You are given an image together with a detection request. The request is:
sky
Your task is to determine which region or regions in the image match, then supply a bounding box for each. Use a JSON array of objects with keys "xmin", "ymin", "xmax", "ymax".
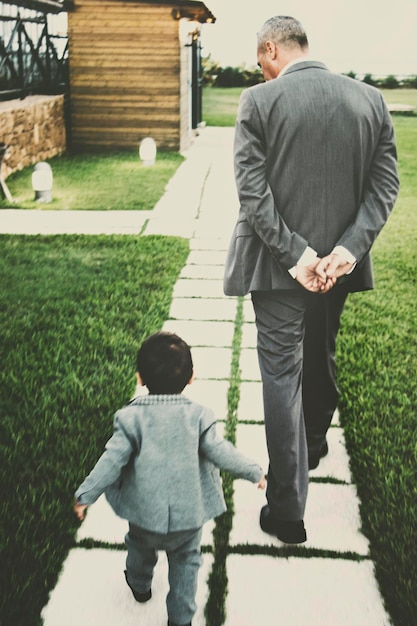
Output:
[{"xmin": 200, "ymin": 0, "xmax": 417, "ymax": 77}]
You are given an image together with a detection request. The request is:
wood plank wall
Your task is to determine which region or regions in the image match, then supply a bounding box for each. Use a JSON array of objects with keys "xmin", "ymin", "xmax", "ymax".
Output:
[{"xmin": 68, "ymin": 0, "xmax": 190, "ymax": 152}]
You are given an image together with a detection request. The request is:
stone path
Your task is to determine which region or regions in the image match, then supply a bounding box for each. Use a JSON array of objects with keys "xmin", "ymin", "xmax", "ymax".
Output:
[{"xmin": 1, "ymin": 127, "xmax": 391, "ymax": 625}]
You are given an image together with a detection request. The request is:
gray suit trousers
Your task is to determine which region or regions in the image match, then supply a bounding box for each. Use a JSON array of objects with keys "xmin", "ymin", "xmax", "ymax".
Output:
[
  {"xmin": 251, "ymin": 287, "xmax": 348, "ymax": 520},
  {"xmin": 125, "ymin": 524, "xmax": 203, "ymax": 624}
]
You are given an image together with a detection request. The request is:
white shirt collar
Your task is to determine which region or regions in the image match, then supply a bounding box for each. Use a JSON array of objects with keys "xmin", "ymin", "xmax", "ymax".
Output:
[{"xmin": 279, "ymin": 56, "xmax": 311, "ymax": 77}]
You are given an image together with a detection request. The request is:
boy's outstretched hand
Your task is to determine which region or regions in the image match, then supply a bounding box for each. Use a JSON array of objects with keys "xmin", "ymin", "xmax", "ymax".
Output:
[
  {"xmin": 258, "ymin": 475, "xmax": 266, "ymax": 490},
  {"xmin": 74, "ymin": 500, "xmax": 88, "ymax": 521}
]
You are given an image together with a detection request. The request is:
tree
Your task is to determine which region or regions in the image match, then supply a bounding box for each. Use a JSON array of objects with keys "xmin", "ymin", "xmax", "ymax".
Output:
[
  {"xmin": 215, "ymin": 66, "xmax": 245, "ymax": 87},
  {"xmin": 380, "ymin": 75, "xmax": 399, "ymax": 89},
  {"xmin": 213, "ymin": 65, "xmax": 263, "ymax": 88},
  {"xmin": 402, "ymin": 75, "xmax": 417, "ymax": 89},
  {"xmin": 201, "ymin": 55, "xmax": 221, "ymax": 87},
  {"xmin": 363, "ymin": 73, "xmax": 377, "ymax": 86},
  {"xmin": 244, "ymin": 66, "xmax": 263, "ymax": 86}
]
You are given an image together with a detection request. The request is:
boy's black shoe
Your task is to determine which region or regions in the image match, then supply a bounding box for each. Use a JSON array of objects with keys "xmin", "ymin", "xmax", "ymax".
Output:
[
  {"xmin": 168, "ymin": 622, "xmax": 191, "ymax": 626},
  {"xmin": 124, "ymin": 570, "xmax": 152, "ymax": 603},
  {"xmin": 260, "ymin": 505, "xmax": 307, "ymax": 544},
  {"xmin": 308, "ymin": 439, "xmax": 329, "ymax": 470}
]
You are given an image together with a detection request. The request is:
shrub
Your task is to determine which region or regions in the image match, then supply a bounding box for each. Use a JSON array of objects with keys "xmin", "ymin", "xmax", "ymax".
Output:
[
  {"xmin": 363, "ymin": 73, "xmax": 377, "ymax": 86},
  {"xmin": 380, "ymin": 74, "xmax": 400, "ymax": 89}
]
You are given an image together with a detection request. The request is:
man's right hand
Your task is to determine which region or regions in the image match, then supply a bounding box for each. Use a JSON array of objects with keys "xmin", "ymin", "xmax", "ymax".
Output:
[
  {"xmin": 295, "ymin": 260, "xmax": 337, "ymax": 293},
  {"xmin": 315, "ymin": 253, "xmax": 354, "ymax": 283}
]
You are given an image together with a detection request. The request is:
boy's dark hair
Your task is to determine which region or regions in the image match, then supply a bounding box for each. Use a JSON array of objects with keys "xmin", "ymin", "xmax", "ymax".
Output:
[{"xmin": 136, "ymin": 332, "xmax": 193, "ymax": 394}]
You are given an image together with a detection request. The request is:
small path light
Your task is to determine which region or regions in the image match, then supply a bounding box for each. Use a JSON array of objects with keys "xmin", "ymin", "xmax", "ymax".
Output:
[
  {"xmin": 139, "ymin": 137, "xmax": 157, "ymax": 166},
  {"xmin": 32, "ymin": 162, "xmax": 53, "ymax": 203}
]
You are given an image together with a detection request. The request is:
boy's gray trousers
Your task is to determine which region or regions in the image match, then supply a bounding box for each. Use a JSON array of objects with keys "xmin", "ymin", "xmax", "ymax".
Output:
[{"xmin": 125, "ymin": 523, "xmax": 203, "ymax": 624}]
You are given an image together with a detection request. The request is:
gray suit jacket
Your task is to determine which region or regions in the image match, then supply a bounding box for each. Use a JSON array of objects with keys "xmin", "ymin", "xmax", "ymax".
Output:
[
  {"xmin": 224, "ymin": 61, "xmax": 399, "ymax": 295},
  {"xmin": 75, "ymin": 394, "xmax": 263, "ymax": 534}
]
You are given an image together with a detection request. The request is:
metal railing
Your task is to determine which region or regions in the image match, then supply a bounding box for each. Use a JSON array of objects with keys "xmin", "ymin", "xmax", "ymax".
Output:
[{"xmin": 0, "ymin": 3, "xmax": 68, "ymax": 100}]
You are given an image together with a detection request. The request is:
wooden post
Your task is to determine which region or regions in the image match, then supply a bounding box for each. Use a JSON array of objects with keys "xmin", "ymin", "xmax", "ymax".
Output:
[{"xmin": 0, "ymin": 144, "xmax": 14, "ymax": 204}]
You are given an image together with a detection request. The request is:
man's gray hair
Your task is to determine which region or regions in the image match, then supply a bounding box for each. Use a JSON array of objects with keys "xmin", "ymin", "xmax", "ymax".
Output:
[{"xmin": 257, "ymin": 16, "xmax": 309, "ymax": 52}]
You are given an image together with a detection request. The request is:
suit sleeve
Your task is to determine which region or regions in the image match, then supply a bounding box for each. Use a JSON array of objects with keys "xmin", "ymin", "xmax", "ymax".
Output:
[
  {"xmin": 234, "ymin": 88, "xmax": 309, "ymax": 268},
  {"xmin": 199, "ymin": 422, "xmax": 263, "ymax": 483},
  {"xmin": 335, "ymin": 97, "xmax": 399, "ymax": 260},
  {"xmin": 74, "ymin": 412, "xmax": 135, "ymax": 505}
]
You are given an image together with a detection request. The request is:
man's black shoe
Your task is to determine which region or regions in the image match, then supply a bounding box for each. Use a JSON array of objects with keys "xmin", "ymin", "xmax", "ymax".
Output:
[
  {"xmin": 124, "ymin": 570, "xmax": 152, "ymax": 603},
  {"xmin": 168, "ymin": 622, "xmax": 192, "ymax": 626},
  {"xmin": 308, "ymin": 439, "xmax": 329, "ymax": 470},
  {"xmin": 260, "ymin": 505, "xmax": 307, "ymax": 544}
]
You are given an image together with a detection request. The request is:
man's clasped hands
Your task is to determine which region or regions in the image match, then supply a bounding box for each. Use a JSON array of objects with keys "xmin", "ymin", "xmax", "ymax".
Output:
[{"xmin": 295, "ymin": 253, "xmax": 355, "ymax": 293}]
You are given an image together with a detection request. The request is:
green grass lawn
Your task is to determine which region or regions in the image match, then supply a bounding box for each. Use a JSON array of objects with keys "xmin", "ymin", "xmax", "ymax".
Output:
[
  {"xmin": 202, "ymin": 86, "xmax": 417, "ymax": 127},
  {"xmin": 203, "ymin": 87, "xmax": 244, "ymax": 126},
  {"xmin": 0, "ymin": 234, "xmax": 189, "ymax": 625},
  {"xmin": 379, "ymin": 88, "xmax": 417, "ymax": 108},
  {"xmin": 337, "ymin": 114, "xmax": 417, "ymax": 626},
  {"xmin": 1, "ymin": 151, "xmax": 184, "ymax": 210}
]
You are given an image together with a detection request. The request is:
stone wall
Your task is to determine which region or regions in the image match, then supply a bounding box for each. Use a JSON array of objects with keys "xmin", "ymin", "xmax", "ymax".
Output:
[{"xmin": 0, "ymin": 95, "xmax": 66, "ymax": 178}]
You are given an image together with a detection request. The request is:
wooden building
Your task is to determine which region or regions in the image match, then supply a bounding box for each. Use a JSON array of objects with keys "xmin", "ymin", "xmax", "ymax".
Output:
[{"xmin": 66, "ymin": 0, "xmax": 215, "ymax": 153}]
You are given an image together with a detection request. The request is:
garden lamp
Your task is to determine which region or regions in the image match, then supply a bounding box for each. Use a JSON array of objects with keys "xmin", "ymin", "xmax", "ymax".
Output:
[
  {"xmin": 139, "ymin": 137, "xmax": 157, "ymax": 166},
  {"xmin": 32, "ymin": 161, "xmax": 53, "ymax": 202}
]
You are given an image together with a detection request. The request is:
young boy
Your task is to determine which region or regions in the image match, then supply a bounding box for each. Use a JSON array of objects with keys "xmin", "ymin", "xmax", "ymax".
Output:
[{"xmin": 74, "ymin": 331, "xmax": 265, "ymax": 626}]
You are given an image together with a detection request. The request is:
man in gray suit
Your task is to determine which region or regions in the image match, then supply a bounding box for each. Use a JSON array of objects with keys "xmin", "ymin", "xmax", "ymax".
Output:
[{"xmin": 224, "ymin": 16, "xmax": 399, "ymax": 543}]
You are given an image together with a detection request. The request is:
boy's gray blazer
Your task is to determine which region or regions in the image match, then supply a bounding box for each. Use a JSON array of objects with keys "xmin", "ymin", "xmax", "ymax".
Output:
[
  {"xmin": 75, "ymin": 395, "xmax": 263, "ymax": 534},
  {"xmin": 224, "ymin": 61, "xmax": 399, "ymax": 295}
]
